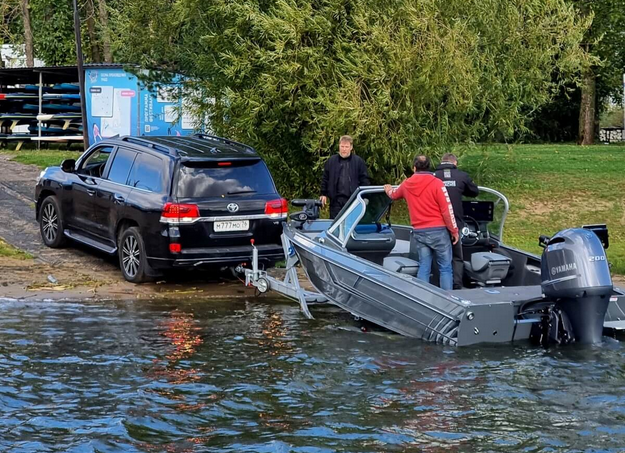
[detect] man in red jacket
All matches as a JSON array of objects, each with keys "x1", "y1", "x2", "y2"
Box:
[{"x1": 384, "y1": 155, "x2": 459, "y2": 290}]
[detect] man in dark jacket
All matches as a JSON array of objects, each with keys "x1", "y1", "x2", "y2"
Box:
[
  {"x1": 434, "y1": 153, "x2": 479, "y2": 289},
  {"x1": 320, "y1": 135, "x2": 370, "y2": 218}
]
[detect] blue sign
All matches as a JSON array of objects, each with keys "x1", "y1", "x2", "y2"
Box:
[{"x1": 85, "y1": 68, "x2": 196, "y2": 144}]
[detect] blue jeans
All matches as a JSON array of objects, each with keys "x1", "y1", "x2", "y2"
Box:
[{"x1": 410, "y1": 227, "x2": 453, "y2": 290}]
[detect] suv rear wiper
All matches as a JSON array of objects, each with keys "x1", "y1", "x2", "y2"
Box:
[{"x1": 227, "y1": 189, "x2": 257, "y2": 195}]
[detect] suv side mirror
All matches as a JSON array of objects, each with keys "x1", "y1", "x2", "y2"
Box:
[{"x1": 61, "y1": 159, "x2": 75, "y2": 173}]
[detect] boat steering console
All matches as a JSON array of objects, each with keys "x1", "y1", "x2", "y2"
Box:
[
  {"x1": 461, "y1": 215, "x2": 481, "y2": 246},
  {"x1": 289, "y1": 199, "x2": 323, "y2": 226}
]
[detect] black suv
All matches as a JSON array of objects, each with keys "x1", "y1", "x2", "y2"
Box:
[{"x1": 35, "y1": 135, "x2": 287, "y2": 282}]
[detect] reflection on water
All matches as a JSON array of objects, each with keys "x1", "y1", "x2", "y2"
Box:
[{"x1": 1, "y1": 297, "x2": 625, "y2": 452}]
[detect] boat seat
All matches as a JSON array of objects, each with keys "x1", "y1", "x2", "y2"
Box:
[
  {"x1": 346, "y1": 227, "x2": 396, "y2": 265},
  {"x1": 387, "y1": 239, "x2": 411, "y2": 258},
  {"x1": 383, "y1": 256, "x2": 419, "y2": 276},
  {"x1": 464, "y1": 252, "x2": 512, "y2": 286}
]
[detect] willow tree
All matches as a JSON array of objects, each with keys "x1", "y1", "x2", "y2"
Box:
[{"x1": 116, "y1": 0, "x2": 589, "y2": 197}]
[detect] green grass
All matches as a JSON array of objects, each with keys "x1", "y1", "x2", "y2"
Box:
[
  {"x1": 0, "y1": 147, "x2": 83, "y2": 169},
  {"x1": 1, "y1": 142, "x2": 624, "y2": 274},
  {"x1": 0, "y1": 238, "x2": 33, "y2": 259},
  {"x1": 447, "y1": 144, "x2": 625, "y2": 274},
  {"x1": 0, "y1": 146, "x2": 82, "y2": 169}
]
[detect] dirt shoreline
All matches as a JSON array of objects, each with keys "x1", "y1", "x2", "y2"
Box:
[{"x1": 0, "y1": 152, "x2": 623, "y2": 301}]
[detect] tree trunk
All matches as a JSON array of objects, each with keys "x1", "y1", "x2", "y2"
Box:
[
  {"x1": 20, "y1": 0, "x2": 34, "y2": 67},
  {"x1": 85, "y1": 0, "x2": 101, "y2": 62},
  {"x1": 97, "y1": 0, "x2": 112, "y2": 63},
  {"x1": 578, "y1": 68, "x2": 596, "y2": 145}
]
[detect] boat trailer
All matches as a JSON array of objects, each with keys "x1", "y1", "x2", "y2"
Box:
[{"x1": 242, "y1": 233, "x2": 327, "y2": 319}]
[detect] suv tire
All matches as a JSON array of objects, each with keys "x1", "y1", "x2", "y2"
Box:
[
  {"x1": 118, "y1": 226, "x2": 150, "y2": 283},
  {"x1": 39, "y1": 196, "x2": 67, "y2": 248}
]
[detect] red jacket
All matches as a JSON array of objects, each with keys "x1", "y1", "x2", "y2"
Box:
[{"x1": 389, "y1": 172, "x2": 458, "y2": 235}]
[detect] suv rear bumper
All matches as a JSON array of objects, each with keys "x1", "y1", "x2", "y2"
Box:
[{"x1": 148, "y1": 244, "x2": 284, "y2": 269}]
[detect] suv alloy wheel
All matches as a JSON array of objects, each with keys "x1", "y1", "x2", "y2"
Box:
[
  {"x1": 118, "y1": 226, "x2": 149, "y2": 283},
  {"x1": 39, "y1": 196, "x2": 66, "y2": 248}
]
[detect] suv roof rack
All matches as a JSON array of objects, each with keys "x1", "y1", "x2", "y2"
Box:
[
  {"x1": 194, "y1": 134, "x2": 256, "y2": 154},
  {"x1": 120, "y1": 136, "x2": 173, "y2": 155}
]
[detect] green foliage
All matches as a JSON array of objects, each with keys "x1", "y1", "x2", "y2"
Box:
[
  {"x1": 531, "y1": 0, "x2": 625, "y2": 141},
  {"x1": 115, "y1": 0, "x2": 589, "y2": 198},
  {"x1": 1, "y1": 0, "x2": 22, "y2": 44},
  {"x1": 600, "y1": 105, "x2": 624, "y2": 128},
  {"x1": 30, "y1": 0, "x2": 76, "y2": 65},
  {"x1": 575, "y1": 0, "x2": 625, "y2": 102},
  {"x1": 4, "y1": 0, "x2": 114, "y2": 65},
  {"x1": 527, "y1": 82, "x2": 581, "y2": 142}
]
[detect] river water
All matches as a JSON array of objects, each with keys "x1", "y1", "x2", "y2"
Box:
[{"x1": 1, "y1": 297, "x2": 625, "y2": 452}]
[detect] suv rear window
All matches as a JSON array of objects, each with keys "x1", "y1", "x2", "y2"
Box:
[{"x1": 176, "y1": 160, "x2": 276, "y2": 198}]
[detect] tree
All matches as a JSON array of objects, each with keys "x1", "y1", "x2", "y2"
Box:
[
  {"x1": 574, "y1": 0, "x2": 625, "y2": 145},
  {"x1": 3, "y1": 0, "x2": 118, "y2": 66},
  {"x1": 98, "y1": 0, "x2": 112, "y2": 63},
  {"x1": 20, "y1": 0, "x2": 34, "y2": 66},
  {"x1": 85, "y1": 0, "x2": 101, "y2": 63},
  {"x1": 119, "y1": 0, "x2": 590, "y2": 196}
]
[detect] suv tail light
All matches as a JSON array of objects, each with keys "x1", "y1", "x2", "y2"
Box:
[
  {"x1": 264, "y1": 198, "x2": 288, "y2": 218},
  {"x1": 160, "y1": 203, "x2": 200, "y2": 224}
]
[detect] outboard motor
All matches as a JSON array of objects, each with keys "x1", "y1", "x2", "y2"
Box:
[{"x1": 540, "y1": 228, "x2": 613, "y2": 344}]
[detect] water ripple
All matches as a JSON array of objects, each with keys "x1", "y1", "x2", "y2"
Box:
[{"x1": 1, "y1": 298, "x2": 625, "y2": 451}]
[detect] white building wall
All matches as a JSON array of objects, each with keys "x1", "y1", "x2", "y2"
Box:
[{"x1": 1, "y1": 44, "x2": 45, "y2": 68}]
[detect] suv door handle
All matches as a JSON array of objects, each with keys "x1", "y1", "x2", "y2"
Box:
[
  {"x1": 114, "y1": 194, "x2": 125, "y2": 204},
  {"x1": 86, "y1": 189, "x2": 95, "y2": 196}
]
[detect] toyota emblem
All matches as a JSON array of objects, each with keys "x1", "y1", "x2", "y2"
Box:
[{"x1": 227, "y1": 203, "x2": 239, "y2": 213}]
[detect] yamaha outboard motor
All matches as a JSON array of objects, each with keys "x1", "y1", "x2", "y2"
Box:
[{"x1": 540, "y1": 228, "x2": 613, "y2": 344}]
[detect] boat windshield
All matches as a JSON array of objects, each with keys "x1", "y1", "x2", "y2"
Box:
[
  {"x1": 328, "y1": 190, "x2": 392, "y2": 244},
  {"x1": 359, "y1": 192, "x2": 392, "y2": 225},
  {"x1": 474, "y1": 187, "x2": 509, "y2": 242}
]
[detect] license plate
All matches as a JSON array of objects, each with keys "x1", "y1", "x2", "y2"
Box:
[{"x1": 214, "y1": 220, "x2": 249, "y2": 232}]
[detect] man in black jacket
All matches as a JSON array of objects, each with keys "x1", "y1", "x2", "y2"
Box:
[
  {"x1": 434, "y1": 153, "x2": 479, "y2": 289},
  {"x1": 320, "y1": 135, "x2": 370, "y2": 218}
]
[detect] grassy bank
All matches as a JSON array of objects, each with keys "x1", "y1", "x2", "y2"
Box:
[
  {"x1": 0, "y1": 148, "x2": 83, "y2": 169},
  {"x1": 458, "y1": 144, "x2": 625, "y2": 274},
  {"x1": 389, "y1": 144, "x2": 624, "y2": 274},
  {"x1": 1, "y1": 143, "x2": 623, "y2": 273}
]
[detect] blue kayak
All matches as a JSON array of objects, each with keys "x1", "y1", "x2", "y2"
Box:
[
  {"x1": 52, "y1": 83, "x2": 80, "y2": 93},
  {"x1": 23, "y1": 103, "x2": 82, "y2": 113},
  {"x1": 24, "y1": 85, "x2": 53, "y2": 93}
]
